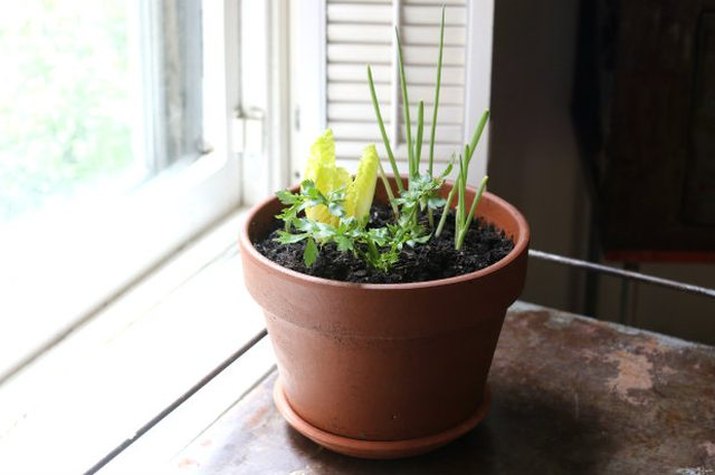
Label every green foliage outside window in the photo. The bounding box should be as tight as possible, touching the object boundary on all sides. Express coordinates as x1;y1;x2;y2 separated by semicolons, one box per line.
0;1;133;221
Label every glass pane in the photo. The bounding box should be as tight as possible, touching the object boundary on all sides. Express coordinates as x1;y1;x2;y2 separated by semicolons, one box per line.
0;0;144;224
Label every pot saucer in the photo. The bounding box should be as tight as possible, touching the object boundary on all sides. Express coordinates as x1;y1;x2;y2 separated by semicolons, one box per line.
273;379;491;459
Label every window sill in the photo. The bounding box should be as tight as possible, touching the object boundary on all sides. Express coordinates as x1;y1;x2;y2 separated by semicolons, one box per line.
0;208;275;474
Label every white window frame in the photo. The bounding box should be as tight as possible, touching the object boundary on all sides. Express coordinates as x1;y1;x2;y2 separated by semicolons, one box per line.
0;0;245;381
290;0;494;185
237;0;292;206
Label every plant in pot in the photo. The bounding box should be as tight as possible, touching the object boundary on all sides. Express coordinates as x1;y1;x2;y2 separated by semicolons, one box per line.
239;8;529;459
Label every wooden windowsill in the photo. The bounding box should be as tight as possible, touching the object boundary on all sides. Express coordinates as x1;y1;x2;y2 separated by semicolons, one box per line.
0;208;276;474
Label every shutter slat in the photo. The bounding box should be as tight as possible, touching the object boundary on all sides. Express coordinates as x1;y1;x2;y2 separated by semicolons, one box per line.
329;83;463;106
329;103;393;121
327;4;393;23
328;82;390;102
329;0;391;3
403;65;465;85
327;43;464;67
336;141;461;162
402;104;464;123
328;64;464;86
329;103;463;124
330;122;462;143
402;25;465;46
403;45;464;66
396;124;463;142
395;143;463;162
328;44;392;63
327;24;392;44
327;24;465;46
328;64;391;83
403;6;467;26
404;0;465;4
330;122;386;141
396;85;464;104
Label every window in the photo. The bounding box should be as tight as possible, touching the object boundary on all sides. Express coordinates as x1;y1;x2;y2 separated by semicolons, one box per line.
0;1;240;383
0;1;295;470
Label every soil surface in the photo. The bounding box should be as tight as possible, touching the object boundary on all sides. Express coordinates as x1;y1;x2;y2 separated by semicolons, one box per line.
254;204;515;284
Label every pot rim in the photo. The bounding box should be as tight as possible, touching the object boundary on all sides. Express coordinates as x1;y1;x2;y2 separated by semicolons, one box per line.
240;183;530;291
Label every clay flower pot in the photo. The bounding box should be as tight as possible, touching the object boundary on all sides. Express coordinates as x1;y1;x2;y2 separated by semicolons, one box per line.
239;178;530;459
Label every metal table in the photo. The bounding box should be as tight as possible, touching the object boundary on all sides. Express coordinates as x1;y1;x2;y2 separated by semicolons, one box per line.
171;302;715;474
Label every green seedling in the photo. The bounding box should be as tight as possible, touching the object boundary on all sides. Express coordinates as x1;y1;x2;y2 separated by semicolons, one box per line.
276;5;492;271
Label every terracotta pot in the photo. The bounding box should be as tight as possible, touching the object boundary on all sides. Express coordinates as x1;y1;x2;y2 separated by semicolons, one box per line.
239;177;530;459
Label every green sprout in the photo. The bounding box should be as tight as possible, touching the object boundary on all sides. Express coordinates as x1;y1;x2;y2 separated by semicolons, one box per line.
275;5;492;270
368;5;491;250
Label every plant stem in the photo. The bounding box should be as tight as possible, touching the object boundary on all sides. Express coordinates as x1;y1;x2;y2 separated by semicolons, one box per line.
367;65;404;192
455;145;468;248
435;185;455;237
395;27;413;180
415;101;424;176
466;110;490;168
428;6;446;177
434;109;490;238
456;175;488;250
378;160;399;218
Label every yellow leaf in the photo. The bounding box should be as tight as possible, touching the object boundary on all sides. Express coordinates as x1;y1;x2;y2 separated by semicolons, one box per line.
302;129;378;225
345;144;378;219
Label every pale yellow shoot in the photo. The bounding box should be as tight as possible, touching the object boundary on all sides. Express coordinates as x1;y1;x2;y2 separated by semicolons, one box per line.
345;144;379;220
303;129;350;225
302;130;378;225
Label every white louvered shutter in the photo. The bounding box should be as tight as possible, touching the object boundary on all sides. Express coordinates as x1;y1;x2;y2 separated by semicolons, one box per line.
291;0;493;184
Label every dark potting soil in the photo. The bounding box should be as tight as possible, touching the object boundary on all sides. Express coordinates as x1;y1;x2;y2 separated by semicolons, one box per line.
254;204;515;284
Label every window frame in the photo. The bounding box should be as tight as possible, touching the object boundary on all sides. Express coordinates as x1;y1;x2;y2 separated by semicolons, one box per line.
134;0;205;172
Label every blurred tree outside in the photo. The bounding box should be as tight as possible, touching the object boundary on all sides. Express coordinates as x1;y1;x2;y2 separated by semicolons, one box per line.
0;0;137;222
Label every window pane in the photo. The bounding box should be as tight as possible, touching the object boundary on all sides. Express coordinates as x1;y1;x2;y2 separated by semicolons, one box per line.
0;0;210;380
0;0;204;225
0;0;143;223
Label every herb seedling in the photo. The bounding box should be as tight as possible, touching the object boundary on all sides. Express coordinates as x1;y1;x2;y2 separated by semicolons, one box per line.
368;5;491;250
275;6;492;270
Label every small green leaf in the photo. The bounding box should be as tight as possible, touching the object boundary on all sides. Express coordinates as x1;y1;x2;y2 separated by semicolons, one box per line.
295;219;316;232
440;158;455;179
276;189;299;204
328;201;346;217
413;234;431;244
366;239;379;261
303;238;318;267
428;5;446;177
367;65;404;192
275;231;308;244
428;196;446;209
300;179;317;193
367;227;389;246
335;235;354;252
313;222;336;240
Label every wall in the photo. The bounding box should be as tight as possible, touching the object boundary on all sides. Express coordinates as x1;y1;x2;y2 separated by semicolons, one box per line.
488;0;715;344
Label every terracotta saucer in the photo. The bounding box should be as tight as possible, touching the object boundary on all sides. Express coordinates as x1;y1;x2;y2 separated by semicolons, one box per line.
273;378;491;459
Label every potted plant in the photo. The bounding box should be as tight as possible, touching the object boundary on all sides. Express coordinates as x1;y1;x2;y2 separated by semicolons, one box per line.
238;8;529;459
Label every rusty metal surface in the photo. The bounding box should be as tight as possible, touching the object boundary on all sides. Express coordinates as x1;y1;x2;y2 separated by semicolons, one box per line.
173;303;715;474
